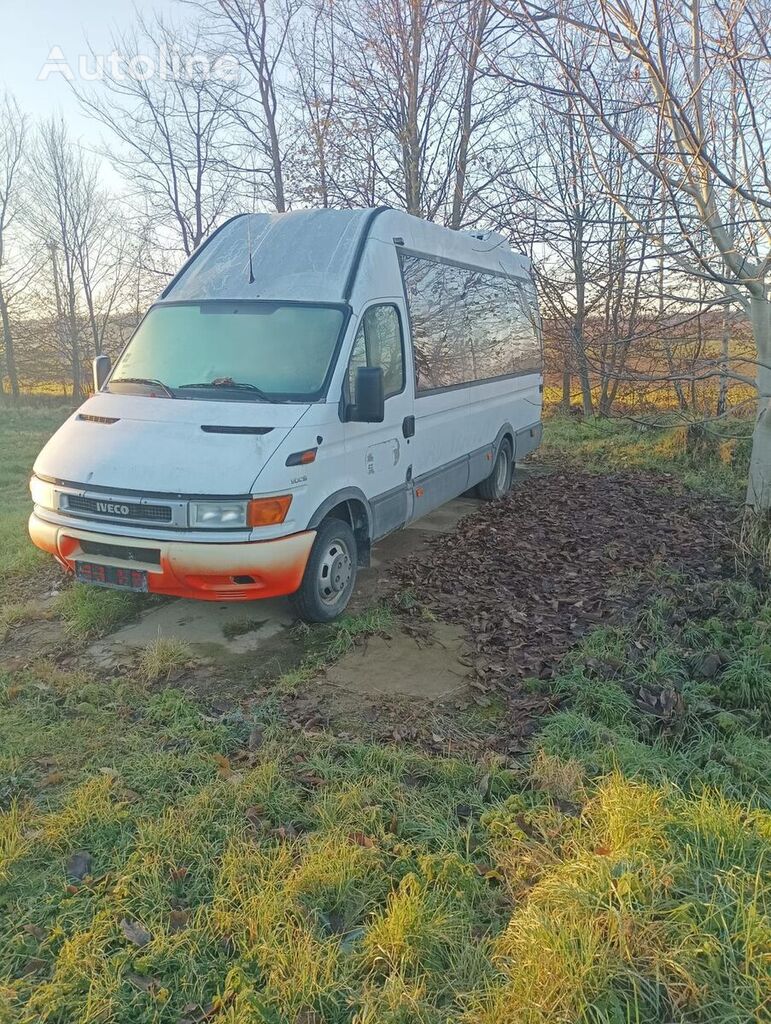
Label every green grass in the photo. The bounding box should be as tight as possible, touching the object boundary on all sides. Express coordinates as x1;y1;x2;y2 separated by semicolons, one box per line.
0;652;768;1022
540;413;751;499
0;403;159;638
0;404;72;600
137;636;195;682
0;404;769;1022
54;585;148;640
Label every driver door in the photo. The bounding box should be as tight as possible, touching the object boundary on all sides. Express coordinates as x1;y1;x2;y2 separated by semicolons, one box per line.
344;303;414;539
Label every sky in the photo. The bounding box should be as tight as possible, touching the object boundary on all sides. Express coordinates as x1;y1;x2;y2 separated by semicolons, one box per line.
1;0;180;149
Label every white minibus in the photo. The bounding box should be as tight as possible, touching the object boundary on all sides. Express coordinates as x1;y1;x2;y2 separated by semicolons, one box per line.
29;209;543;621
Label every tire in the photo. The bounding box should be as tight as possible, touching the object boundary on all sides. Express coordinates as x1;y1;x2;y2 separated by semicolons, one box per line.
289;517;358;623
477;439;513;501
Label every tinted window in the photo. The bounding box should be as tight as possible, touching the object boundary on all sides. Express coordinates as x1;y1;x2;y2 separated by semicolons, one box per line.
111;302;345;400
399;254;541;392
347;304;404;402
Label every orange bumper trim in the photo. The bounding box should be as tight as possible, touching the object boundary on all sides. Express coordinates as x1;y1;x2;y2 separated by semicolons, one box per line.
29;513;316;602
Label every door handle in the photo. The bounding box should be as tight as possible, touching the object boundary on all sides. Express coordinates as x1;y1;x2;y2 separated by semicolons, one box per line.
402;415;415;439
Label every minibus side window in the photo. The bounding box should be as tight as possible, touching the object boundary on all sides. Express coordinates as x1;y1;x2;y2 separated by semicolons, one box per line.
347;305;405;402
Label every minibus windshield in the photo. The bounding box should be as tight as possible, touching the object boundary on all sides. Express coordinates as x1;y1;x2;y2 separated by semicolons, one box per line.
109;301;347;401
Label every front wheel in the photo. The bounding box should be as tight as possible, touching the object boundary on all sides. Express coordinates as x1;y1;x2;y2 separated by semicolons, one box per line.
477;439;512;501
289;517;357;623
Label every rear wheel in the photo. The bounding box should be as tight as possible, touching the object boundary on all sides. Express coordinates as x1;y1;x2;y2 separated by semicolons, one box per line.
289;517;357;623
477;439;512;501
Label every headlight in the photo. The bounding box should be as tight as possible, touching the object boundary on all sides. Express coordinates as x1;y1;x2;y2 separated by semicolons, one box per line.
30;476;57;511
188;495;293;529
189;500;249;528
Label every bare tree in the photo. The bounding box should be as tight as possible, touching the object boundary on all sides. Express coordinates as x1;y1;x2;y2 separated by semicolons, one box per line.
29;119;129;395
75;14;238;256
0;94;29;400
286;0;362;208
333;0;466;218
501;0;771;509
188;0;301;213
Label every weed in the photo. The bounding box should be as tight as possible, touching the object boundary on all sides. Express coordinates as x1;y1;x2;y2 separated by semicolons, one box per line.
54;584;145;639
221;618;265;640
138;635;194;682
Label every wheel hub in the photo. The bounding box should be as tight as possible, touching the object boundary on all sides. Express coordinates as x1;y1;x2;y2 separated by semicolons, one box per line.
318;539;352;603
495;450;508;490
329;551;351;592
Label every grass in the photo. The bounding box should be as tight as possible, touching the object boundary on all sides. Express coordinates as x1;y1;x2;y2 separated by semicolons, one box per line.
137;635;195;682
54;585;148;640
0;404;769;1022
273;605;395;696
539;412;751;499
0;404;72;601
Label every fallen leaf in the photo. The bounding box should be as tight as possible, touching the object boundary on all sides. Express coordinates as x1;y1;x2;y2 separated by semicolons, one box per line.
247;725;264;751
120;918;152;947
126;971;160;992
18;957;47;977
22;924;46;941
66;850;92;881
274;823;298;841
168;909;190;933
245;805;270;831
36;771;65;789
212;753;233;779
296;773;325;788
348;831;374;848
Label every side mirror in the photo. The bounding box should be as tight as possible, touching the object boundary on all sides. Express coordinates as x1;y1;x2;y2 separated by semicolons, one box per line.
349;366;385;423
93;355;111;392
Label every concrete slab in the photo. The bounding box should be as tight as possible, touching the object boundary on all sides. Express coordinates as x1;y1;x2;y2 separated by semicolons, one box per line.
405;497;481;534
324;621;470;699
87;496;484;665
89;596;294;664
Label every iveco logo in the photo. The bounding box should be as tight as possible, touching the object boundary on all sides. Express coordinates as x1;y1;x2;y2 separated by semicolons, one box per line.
97;501;131;516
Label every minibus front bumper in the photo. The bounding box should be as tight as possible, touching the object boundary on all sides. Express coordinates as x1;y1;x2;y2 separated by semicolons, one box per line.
29;513;316;601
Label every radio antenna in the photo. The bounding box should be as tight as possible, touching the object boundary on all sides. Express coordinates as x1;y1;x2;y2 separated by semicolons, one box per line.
246;212;255;285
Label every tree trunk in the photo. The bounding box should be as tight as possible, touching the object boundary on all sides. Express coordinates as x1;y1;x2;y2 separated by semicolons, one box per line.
561;366;571;411
0;284;19;399
717;292;730;417
747;293;771;510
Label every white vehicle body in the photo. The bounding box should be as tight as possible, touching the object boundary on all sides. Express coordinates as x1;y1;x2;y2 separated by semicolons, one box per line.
29;208;543;615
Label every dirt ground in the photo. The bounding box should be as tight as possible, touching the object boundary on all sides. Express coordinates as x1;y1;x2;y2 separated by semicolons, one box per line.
1;466;741;756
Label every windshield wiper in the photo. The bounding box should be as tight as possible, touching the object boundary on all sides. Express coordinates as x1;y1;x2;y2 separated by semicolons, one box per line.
110;377;175;398
178;379;271;401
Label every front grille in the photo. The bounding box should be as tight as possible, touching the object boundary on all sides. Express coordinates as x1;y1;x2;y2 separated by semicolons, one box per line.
65;494;173;523
79;539;161;565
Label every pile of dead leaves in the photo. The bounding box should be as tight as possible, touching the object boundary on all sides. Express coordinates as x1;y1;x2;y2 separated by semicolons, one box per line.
393;470;738;686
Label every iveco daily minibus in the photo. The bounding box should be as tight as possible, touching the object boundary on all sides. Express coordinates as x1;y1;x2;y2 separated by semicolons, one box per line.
29;209;543;621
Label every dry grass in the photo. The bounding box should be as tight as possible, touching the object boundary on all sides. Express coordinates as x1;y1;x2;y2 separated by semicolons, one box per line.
138;634;195;682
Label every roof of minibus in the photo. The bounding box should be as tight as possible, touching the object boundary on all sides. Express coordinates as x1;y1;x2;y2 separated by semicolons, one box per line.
161;208;530;306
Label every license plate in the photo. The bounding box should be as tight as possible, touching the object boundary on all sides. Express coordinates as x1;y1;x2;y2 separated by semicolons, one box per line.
75;561;148;592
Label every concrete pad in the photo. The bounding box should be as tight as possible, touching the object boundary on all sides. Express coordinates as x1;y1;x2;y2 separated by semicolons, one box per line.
324;621;469;699
405;497;481;535
89;596;294;664
87;497;485;666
